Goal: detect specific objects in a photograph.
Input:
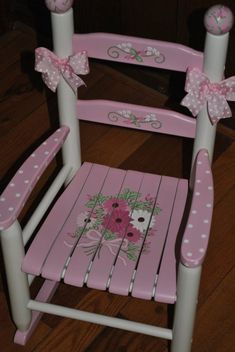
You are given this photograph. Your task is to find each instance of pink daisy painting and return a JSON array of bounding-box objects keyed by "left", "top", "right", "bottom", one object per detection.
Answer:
[
  {"left": 103, "top": 198, "right": 129, "bottom": 212},
  {"left": 125, "top": 224, "right": 141, "bottom": 243},
  {"left": 103, "top": 208, "right": 131, "bottom": 234}
]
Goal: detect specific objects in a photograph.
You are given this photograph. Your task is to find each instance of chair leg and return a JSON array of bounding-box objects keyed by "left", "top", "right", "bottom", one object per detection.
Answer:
[
  {"left": 1, "top": 221, "right": 32, "bottom": 331},
  {"left": 171, "top": 263, "right": 202, "bottom": 352}
]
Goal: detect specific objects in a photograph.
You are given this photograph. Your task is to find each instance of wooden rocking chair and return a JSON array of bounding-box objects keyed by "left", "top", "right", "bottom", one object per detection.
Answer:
[{"left": 0, "top": 2, "right": 234, "bottom": 351}]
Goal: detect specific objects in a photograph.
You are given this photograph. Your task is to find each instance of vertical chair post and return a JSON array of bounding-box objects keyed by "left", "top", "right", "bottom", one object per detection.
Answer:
[
  {"left": 0, "top": 221, "right": 31, "bottom": 331},
  {"left": 171, "top": 263, "right": 202, "bottom": 352},
  {"left": 191, "top": 5, "right": 234, "bottom": 166},
  {"left": 46, "top": 0, "right": 81, "bottom": 179}
]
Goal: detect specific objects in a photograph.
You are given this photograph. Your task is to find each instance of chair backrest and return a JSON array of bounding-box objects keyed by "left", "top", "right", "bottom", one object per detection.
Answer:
[{"left": 45, "top": 2, "right": 234, "bottom": 175}]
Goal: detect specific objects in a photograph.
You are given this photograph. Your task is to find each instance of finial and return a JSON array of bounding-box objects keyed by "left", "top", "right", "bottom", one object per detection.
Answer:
[
  {"left": 45, "top": 0, "right": 74, "bottom": 13},
  {"left": 204, "top": 5, "right": 234, "bottom": 35}
]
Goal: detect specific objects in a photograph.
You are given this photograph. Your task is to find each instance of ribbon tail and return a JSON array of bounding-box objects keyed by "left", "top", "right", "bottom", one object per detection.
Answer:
[
  {"left": 41, "top": 72, "right": 58, "bottom": 92},
  {"left": 62, "top": 72, "right": 86, "bottom": 94},
  {"left": 207, "top": 95, "right": 232, "bottom": 125},
  {"left": 181, "top": 93, "right": 204, "bottom": 117}
]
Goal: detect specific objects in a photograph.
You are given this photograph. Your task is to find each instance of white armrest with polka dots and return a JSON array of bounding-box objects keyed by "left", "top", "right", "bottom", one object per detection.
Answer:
[
  {"left": 0, "top": 126, "right": 70, "bottom": 231},
  {"left": 181, "top": 149, "right": 214, "bottom": 268}
]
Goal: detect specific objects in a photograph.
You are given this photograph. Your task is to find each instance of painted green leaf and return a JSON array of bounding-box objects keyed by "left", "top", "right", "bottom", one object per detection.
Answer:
[{"left": 136, "top": 55, "right": 143, "bottom": 62}]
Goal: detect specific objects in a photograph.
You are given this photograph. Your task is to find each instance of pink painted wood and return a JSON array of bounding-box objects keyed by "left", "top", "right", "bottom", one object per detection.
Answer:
[
  {"left": 0, "top": 126, "right": 69, "bottom": 231},
  {"left": 77, "top": 100, "right": 196, "bottom": 138},
  {"left": 22, "top": 162, "right": 93, "bottom": 275},
  {"left": 73, "top": 33, "right": 203, "bottom": 72},
  {"left": 131, "top": 177, "right": 181, "bottom": 300},
  {"left": 85, "top": 170, "right": 144, "bottom": 291},
  {"left": 22, "top": 163, "right": 189, "bottom": 304},
  {"left": 40, "top": 164, "right": 109, "bottom": 281},
  {"left": 108, "top": 173, "right": 161, "bottom": 296},
  {"left": 181, "top": 149, "right": 214, "bottom": 267},
  {"left": 63, "top": 167, "right": 128, "bottom": 287},
  {"left": 14, "top": 280, "right": 59, "bottom": 345},
  {"left": 155, "top": 179, "right": 188, "bottom": 303}
]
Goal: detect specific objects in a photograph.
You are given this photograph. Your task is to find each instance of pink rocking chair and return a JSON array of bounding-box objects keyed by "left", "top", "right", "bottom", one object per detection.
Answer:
[{"left": 0, "top": 2, "right": 234, "bottom": 351}]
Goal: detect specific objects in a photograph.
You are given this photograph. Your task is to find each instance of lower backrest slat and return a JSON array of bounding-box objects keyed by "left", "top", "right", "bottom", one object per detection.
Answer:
[{"left": 77, "top": 99, "right": 196, "bottom": 138}]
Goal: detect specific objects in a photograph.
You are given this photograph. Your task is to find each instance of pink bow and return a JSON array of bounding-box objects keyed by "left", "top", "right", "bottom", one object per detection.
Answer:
[
  {"left": 181, "top": 67, "right": 235, "bottom": 124},
  {"left": 35, "top": 47, "right": 89, "bottom": 94}
]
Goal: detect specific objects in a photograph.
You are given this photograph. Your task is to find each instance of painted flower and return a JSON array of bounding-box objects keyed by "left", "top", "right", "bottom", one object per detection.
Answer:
[
  {"left": 144, "top": 113, "right": 157, "bottom": 122},
  {"left": 125, "top": 224, "right": 141, "bottom": 243},
  {"left": 76, "top": 211, "right": 96, "bottom": 229},
  {"left": 145, "top": 46, "right": 161, "bottom": 57},
  {"left": 103, "top": 198, "right": 129, "bottom": 212},
  {"left": 117, "top": 43, "right": 132, "bottom": 53},
  {"left": 102, "top": 208, "right": 131, "bottom": 234},
  {"left": 131, "top": 209, "right": 155, "bottom": 232},
  {"left": 118, "top": 110, "right": 132, "bottom": 118}
]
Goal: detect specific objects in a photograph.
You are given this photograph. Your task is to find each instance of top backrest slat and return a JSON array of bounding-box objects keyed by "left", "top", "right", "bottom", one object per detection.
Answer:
[{"left": 73, "top": 33, "right": 203, "bottom": 72}]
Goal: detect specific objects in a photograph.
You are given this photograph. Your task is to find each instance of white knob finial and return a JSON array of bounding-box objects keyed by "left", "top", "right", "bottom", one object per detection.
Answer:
[
  {"left": 204, "top": 5, "right": 234, "bottom": 35},
  {"left": 45, "top": 0, "right": 74, "bottom": 13}
]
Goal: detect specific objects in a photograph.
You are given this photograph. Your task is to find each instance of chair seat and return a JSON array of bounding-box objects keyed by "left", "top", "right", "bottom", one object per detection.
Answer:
[{"left": 22, "top": 162, "right": 188, "bottom": 304}]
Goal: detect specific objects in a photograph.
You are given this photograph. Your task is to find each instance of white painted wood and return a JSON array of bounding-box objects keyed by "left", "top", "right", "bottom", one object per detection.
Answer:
[
  {"left": 28, "top": 300, "right": 173, "bottom": 340},
  {"left": 22, "top": 165, "right": 72, "bottom": 245},
  {"left": 51, "top": 9, "right": 81, "bottom": 178},
  {"left": 192, "top": 32, "right": 230, "bottom": 167},
  {"left": 0, "top": 221, "right": 31, "bottom": 331},
  {"left": 171, "top": 263, "right": 202, "bottom": 352}
]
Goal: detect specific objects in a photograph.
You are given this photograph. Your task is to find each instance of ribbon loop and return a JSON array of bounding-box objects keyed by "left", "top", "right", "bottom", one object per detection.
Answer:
[
  {"left": 35, "top": 47, "right": 89, "bottom": 94},
  {"left": 181, "top": 67, "right": 235, "bottom": 124}
]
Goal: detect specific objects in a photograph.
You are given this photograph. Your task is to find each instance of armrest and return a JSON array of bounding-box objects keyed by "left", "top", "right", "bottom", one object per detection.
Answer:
[
  {"left": 0, "top": 126, "right": 70, "bottom": 231},
  {"left": 181, "top": 149, "right": 214, "bottom": 267}
]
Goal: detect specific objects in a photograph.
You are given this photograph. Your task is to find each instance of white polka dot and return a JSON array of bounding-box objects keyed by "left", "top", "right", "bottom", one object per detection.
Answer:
[
  {"left": 196, "top": 192, "right": 200, "bottom": 196},
  {"left": 203, "top": 219, "right": 209, "bottom": 224},
  {"left": 10, "top": 183, "right": 15, "bottom": 187},
  {"left": 208, "top": 186, "right": 213, "bottom": 190},
  {"left": 34, "top": 165, "right": 39, "bottom": 169},
  {"left": 19, "top": 170, "right": 23, "bottom": 174},
  {"left": 196, "top": 179, "right": 201, "bottom": 183},
  {"left": 206, "top": 203, "right": 212, "bottom": 208},
  {"left": 197, "top": 161, "right": 202, "bottom": 165},
  {"left": 187, "top": 252, "right": 193, "bottom": 257},
  {"left": 205, "top": 170, "right": 211, "bottom": 174},
  {"left": 188, "top": 224, "right": 194, "bottom": 228},
  {"left": 54, "top": 138, "right": 58, "bottom": 142},
  {"left": 31, "top": 153, "right": 36, "bottom": 157},
  {"left": 204, "top": 152, "right": 208, "bottom": 156},
  {"left": 192, "top": 210, "right": 197, "bottom": 214},
  {"left": 43, "top": 142, "right": 47, "bottom": 145},
  {"left": 199, "top": 248, "right": 205, "bottom": 253},
  {"left": 8, "top": 207, "right": 14, "bottom": 212},
  {"left": 201, "top": 234, "right": 207, "bottom": 238},
  {"left": 184, "top": 239, "right": 190, "bottom": 243},
  {"left": 44, "top": 151, "right": 49, "bottom": 155},
  {"left": 15, "top": 193, "right": 21, "bottom": 198},
  {"left": 24, "top": 180, "right": 29, "bottom": 184},
  {"left": 0, "top": 197, "right": 6, "bottom": 202}
]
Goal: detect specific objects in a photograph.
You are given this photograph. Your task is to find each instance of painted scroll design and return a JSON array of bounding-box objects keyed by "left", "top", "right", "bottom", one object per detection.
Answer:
[
  {"left": 107, "top": 43, "right": 165, "bottom": 64},
  {"left": 108, "top": 110, "right": 162, "bottom": 129}
]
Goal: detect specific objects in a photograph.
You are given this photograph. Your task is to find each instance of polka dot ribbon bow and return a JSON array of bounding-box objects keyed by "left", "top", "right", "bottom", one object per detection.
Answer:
[
  {"left": 181, "top": 67, "right": 235, "bottom": 125},
  {"left": 35, "top": 47, "right": 89, "bottom": 94}
]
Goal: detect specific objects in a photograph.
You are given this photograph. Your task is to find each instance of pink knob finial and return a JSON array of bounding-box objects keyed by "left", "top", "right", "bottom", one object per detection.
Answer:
[
  {"left": 204, "top": 5, "right": 234, "bottom": 35},
  {"left": 45, "top": 0, "right": 74, "bottom": 13}
]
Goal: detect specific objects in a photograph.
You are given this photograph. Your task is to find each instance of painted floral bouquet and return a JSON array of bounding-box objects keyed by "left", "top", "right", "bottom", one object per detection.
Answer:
[{"left": 74, "top": 188, "right": 161, "bottom": 264}]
